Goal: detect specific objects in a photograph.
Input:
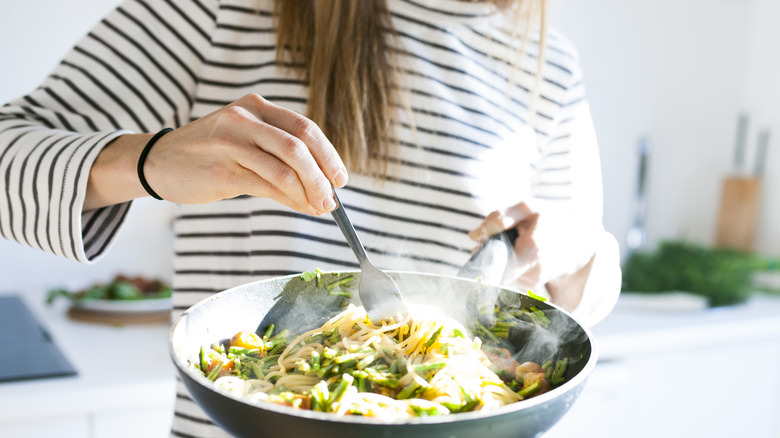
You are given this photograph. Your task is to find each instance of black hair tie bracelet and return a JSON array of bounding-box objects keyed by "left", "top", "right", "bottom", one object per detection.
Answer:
[{"left": 137, "top": 128, "right": 173, "bottom": 200}]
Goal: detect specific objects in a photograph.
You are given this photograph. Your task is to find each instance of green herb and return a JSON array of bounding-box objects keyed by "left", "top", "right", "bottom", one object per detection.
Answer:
[
  {"left": 622, "top": 240, "right": 773, "bottom": 307},
  {"left": 300, "top": 268, "right": 327, "bottom": 287},
  {"left": 300, "top": 271, "right": 318, "bottom": 282}
]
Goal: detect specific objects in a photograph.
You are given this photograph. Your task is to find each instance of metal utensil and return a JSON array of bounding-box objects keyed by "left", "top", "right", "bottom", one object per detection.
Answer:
[
  {"left": 626, "top": 137, "right": 650, "bottom": 254},
  {"left": 733, "top": 113, "right": 749, "bottom": 175},
  {"left": 457, "top": 228, "right": 518, "bottom": 285},
  {"left": 330, "top": 190, "right": 408, "bottom": 322},
  {"left": 753, "top": 129, "right": 770, "bottom": 178}
]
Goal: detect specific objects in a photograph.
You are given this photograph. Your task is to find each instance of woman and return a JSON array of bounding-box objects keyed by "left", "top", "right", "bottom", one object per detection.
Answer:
[{"left": 0, "top": 0, "right": 620, "bottom": 435}]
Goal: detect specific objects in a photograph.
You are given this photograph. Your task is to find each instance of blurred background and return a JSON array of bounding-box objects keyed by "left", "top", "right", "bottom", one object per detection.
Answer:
[
  {"left": 1, "top": 0, "right": 778, "bottom": 437},
  {"left": 2, "top": 0, "right": 779, "bottom": 289}
]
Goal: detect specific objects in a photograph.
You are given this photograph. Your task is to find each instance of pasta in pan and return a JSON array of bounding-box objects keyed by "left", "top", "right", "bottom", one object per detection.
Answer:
[{"left": 194, "top": 301, "right": 566, "bottom": 420}]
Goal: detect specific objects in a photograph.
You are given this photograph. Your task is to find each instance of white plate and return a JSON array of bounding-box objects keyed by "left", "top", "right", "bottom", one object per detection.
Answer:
[{"left": 73, "top": 297, "right": 172, "bottom": 313}]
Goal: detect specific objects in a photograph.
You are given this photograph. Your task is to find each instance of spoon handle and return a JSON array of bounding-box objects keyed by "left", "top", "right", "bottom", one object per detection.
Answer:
[{"left": 331, "top": 191, "right": 370, "bottom": 265}]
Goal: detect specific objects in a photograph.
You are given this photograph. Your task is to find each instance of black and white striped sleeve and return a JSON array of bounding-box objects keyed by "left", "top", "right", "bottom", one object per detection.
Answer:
[{"left": 0, "top": 0, "right": 218, "bottom": 263}]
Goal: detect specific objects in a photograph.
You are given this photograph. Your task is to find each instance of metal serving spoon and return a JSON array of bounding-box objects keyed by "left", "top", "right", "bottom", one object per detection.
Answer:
[{"left": 330, "top": 191, "right": 408, "bottom": 323}]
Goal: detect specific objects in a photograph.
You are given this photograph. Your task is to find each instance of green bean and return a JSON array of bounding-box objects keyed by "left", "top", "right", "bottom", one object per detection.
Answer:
[
  {"left": 295, "top": 360, "right": 311, "bottom": 374},
  {"left": 326, "top": 275, "right": 354, "bottom": 290},
  {"left": 206, "top": 359, "right": 224, "bottom": 381},
  {"left": 263, "top": 324, "right": 275, "bottom": 340},
  {"left": 396, "top": 381, "right": 420, "bottom": 400},
  {"left": 328, "top": 289, "right": 352, "bottom": 297},
  {"left": 551, "top": 357, "right": 568, "bottom": 385},
  {"left": 200, "top": 346, "right": 209, "bottom": 372},
  {"left": 329, "top": 373, "right": 355, "bottom": 403},
  {"left": 424, "top": 326, "right": 443, "bottom": 350},
  {"left": 357, "top": 353, "right": 377, "bottom": 370},
  {"left": 251, "top": 362, "right": 264, "bottom": 379},
  {"left": 311, "top": 380, "right": 329, "bottom": 412},
  {"left": 517, "top": 381, "right": 540, "bottom": 398},
  {"left": 530, "top": 306, "right": 551, "bottom": 326},
  {"left": 413, "top": 361, "right": 446, "bottom": 373},
  {"left": 228, "top": 346, "right": 259, "bottom": 357},
  {"left": 311, "top": 351, "right": 321, "bottom": 371}
]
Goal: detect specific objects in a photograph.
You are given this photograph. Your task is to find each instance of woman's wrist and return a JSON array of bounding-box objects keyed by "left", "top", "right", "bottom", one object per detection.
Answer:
[{"left": 84, "top": 133, "right": 154, "bottom": 211}]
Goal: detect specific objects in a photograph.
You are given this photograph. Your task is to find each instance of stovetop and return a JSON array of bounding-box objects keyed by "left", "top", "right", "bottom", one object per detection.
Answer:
[{"left": 0, "top": 295, "right": 77, "bottom": 382}]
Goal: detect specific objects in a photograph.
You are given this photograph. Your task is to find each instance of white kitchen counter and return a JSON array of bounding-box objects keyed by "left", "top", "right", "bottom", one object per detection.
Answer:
[
  {"left": 593, "top": 293, "right": 780, "bottom": 358},
  {"left": 0, "top": 289, "right": 176, "bottom": 438},
  {"left": 548, "top": 292, "right": 780, "bottom": 438},
  {"left": 3, "top": 289, "right": 780, "bottom": 438}
]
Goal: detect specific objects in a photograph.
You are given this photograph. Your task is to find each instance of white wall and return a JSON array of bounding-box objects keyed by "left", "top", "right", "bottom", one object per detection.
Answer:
[
  {"left": 1, "top": 0, "right": 778, "bottom": 293},
  {"left": 741, "top": 0, "right": 780, "bottom": 257},
  {"left": 552, "top": 0, "right": 774, "bottom": 258}
]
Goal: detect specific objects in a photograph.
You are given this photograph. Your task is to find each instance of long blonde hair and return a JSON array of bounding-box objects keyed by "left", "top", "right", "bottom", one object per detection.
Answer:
[{"left": 274, "top": 0, "right": 549, "bottom": 177}]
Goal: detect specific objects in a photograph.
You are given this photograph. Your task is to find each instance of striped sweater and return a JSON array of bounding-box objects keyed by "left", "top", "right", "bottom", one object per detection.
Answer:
[{"left": 0, "top": 0, "right": 618, "bottom": 436}]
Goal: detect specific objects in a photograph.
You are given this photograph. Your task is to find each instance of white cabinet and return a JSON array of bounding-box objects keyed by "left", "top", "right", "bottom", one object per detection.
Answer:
[
  {"left": 93, "top": 407, "right": 174, "bottom": 438},
  {"left": 546, "top": 360, "right": 633, "bottom": 437},
  {"left": 4, "top": 415, "right": 90, "bottom": 438}
]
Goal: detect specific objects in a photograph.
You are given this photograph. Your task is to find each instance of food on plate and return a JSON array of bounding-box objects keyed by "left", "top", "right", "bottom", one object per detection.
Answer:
[
  {"left": 46, "top": 274, "right": 172, "bottom": 304},
  {"left": 192, "top": 303, "right": 569, "bottom": 420}
]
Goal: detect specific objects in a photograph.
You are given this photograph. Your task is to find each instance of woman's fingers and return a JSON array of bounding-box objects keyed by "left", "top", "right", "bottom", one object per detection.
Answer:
[
  {"left": 468, "top": 202, "right": 535, "bottom": 241},
  {"left": 230, "top": 144, "right": 315, "bottom": 214},
  {"left": 469, "top": 202, "right": 541, "bottom": 287},
  {"left": 230, "top": 168, "right": 313, "bottom": 214},
  {"left": 249, "top": 95, "right": 348, "bottom": 185},
  {"left": 236, "top": 120, "right": 327, "bottom": 214},
  {"left": 240, "top": 95, "right": 347, "bottom": 213}
]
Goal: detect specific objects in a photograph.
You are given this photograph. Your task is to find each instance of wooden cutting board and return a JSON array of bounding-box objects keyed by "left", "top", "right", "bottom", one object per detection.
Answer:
[{"left": 715, "top": 176, "right": 761, "bottom": 251}]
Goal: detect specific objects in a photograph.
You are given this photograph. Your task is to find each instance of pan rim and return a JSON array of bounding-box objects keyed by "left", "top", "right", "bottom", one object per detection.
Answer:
[{"left": 169, "top": 270, "right": 598, "bottom": 426}]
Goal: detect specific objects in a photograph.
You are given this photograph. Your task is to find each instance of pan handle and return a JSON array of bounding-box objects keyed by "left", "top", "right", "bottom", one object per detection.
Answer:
[{"left": 456, "top": 228, "right": 518, "bottom": 284}]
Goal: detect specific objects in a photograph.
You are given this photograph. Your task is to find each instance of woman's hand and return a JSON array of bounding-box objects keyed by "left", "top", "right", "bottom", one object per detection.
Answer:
[
  {"left": 468, "top": 202, "right": 541, "bottom": 290},
  {"left": 86, "top": 94, "right": 348, "bottom": 215},
  {"left": 468, "top": 201, "right": 593, "bottom": 311}
]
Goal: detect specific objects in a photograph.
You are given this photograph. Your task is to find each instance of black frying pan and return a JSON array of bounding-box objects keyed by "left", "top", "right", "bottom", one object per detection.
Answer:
[{"left": 169, "top": 233, "right": 597, "bottom": 438}]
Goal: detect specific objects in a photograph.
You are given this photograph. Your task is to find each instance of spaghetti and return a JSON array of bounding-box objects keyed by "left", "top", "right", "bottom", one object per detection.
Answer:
[{"left": 195, "top": 303, "right": 561, "bottom": 420}]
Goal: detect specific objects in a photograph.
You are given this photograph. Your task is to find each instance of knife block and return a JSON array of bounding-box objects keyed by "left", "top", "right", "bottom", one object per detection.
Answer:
[{"left": 715, "top": 176, "right": 761, "bottom": 251}]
